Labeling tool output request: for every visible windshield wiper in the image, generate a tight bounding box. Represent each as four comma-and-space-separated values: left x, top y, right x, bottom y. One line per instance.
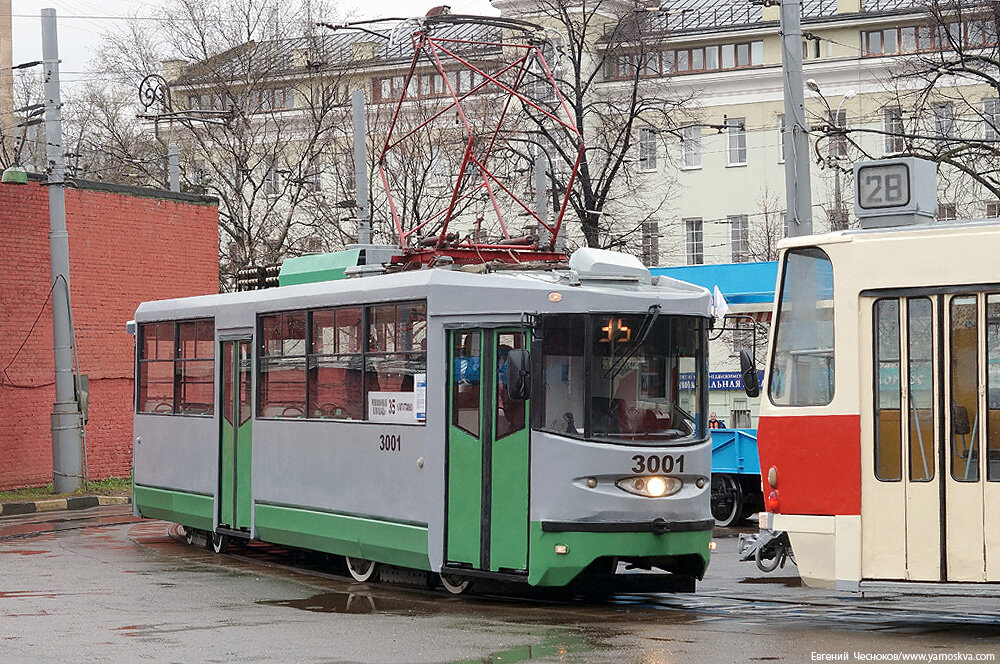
604, 304, 661, 379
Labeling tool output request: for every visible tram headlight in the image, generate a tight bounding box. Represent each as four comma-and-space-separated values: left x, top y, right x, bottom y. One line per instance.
615, 475, 682, 498
646, 476, 668, 497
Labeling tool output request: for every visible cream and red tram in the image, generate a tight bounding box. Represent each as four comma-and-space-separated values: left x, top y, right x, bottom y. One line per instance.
758, 206, 1000, 591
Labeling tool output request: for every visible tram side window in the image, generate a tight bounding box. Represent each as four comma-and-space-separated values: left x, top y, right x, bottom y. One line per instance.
988, 295, 1000, 482
768, 248, 835, 406
367, 302, 427, 423
874, 299, 902, 481
309, 307, 364, 420
259, 312, 307, 418
950, 296, 979, 482
908, 298, 935, 482
137, 319, 215, 416
176, 320, 215, 415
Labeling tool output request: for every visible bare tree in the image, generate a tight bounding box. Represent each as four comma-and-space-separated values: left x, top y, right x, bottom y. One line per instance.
516, 0, 694, 249
866, 0, 1000, 200
88, 0, 356, 287
746, 185, 785, 262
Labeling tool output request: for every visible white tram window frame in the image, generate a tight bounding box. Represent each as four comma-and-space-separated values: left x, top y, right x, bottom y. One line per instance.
873, 298, 902, 482
256, 300, 427, 425
987, 294, 1000, 482
136, 318, 216, 417
767, 247, 836, 407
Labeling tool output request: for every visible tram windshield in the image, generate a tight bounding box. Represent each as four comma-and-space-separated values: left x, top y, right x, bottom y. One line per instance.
539, 314, 706, 443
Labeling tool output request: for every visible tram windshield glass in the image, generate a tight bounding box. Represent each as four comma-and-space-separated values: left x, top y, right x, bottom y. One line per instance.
769, 247, 835, 406
539, 314, 706, 443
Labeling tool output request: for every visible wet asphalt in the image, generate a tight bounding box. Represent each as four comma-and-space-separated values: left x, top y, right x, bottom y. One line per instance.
0, 506, 997, 664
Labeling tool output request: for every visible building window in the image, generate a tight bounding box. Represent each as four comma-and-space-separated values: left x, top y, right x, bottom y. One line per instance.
305, 153, 322, 190
684, 217, 703, 265
987, 202, 1000, 218
933, 103, 955, 138
938, 203, 957, 221
777, 114, 785, 163
731, 326, 755, 357
641, 219, 660, 267
863, 22, 997, 58
726, 117, 747, 165
264, 158, 280, 195
984, 99, 999, 141
607, 40, 762, 80
729, 214, 749, 263
883, 107, 905, 155
137, 319, 215, 416
682, 126, 701, 168
638, 127, 657, 171
829, 109, 847, 158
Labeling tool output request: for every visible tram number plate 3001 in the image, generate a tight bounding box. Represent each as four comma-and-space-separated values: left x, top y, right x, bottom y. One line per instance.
379, 434, 402, 452
631, 454, 684, 474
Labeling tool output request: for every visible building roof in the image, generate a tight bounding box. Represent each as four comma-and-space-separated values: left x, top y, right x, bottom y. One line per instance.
639, 0, 923, 34
651, 261, 778, 305
172, 21, 501, 86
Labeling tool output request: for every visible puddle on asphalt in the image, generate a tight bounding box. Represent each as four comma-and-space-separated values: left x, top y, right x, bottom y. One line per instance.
738, 576, 802, 588
446, 630, 600, 664
257, 590, 437, 616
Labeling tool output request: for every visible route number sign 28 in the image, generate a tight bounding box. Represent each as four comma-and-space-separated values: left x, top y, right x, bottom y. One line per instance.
857, 163, 911, 209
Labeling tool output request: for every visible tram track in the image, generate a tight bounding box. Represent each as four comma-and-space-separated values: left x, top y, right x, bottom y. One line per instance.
154, 523, 1000, 632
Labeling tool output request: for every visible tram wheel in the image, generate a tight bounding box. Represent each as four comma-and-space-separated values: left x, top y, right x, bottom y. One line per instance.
711, 474, 744, 528
183, 527, 194, 546
211, 532, 230, 555
345, 557, 380, 583
438, 573, 471, 595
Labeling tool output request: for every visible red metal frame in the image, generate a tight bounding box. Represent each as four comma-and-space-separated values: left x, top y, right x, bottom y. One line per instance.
377, 23, 584, 265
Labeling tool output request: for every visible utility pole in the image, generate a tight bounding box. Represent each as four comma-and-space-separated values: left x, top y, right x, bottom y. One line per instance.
42, 8, 84, 493
351, 90, 371, 244
780, 0, 812, 237
168, 143, 179, 192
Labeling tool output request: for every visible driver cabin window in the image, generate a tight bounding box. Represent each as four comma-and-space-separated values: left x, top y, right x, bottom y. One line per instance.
769, 247, 835, 406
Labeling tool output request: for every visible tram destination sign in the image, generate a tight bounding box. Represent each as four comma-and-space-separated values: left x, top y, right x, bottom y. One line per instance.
853, 157, 937, 228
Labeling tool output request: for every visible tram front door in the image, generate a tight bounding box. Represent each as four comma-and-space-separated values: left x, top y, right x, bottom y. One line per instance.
219, 338, 253, 531
863, 293, 1000, 583
446, 328, 530, 574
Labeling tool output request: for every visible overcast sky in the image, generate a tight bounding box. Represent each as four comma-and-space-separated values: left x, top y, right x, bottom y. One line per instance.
11, 0, 498, 87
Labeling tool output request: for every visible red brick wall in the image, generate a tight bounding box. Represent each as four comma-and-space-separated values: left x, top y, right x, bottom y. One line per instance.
0, 181, 218, 490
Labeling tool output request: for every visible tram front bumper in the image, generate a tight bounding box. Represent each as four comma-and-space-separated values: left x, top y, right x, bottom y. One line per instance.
527, 519, 713, 587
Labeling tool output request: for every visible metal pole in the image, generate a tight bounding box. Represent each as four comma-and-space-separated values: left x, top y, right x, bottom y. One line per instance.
168, 143, 179, 192
780, 0, 812, 237
351, 90, 371, 244
833, 167, 842, 230
42, 8, 83, 493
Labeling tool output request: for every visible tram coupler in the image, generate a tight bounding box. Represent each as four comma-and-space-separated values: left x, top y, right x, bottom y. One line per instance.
738, 529, 793, 573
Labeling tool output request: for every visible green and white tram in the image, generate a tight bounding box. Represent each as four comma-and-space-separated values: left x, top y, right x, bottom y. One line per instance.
131, 248, 715, 591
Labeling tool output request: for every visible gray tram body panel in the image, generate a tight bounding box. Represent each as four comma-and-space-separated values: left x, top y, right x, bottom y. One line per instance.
133, 268, 712, 572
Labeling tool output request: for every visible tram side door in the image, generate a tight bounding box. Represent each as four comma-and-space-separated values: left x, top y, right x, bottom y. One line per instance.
943, 293, 996, 583
219, 338, 253, 531
863, 296, 942, 581
863, 293, 998, 583
446, 328, 530, 573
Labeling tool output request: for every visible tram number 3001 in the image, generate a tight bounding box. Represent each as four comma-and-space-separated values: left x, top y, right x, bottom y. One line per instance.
379, 434, 401, 452
631, 454, 684, 474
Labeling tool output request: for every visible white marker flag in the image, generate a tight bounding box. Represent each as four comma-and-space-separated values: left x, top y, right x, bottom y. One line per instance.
713, 285, 729, 322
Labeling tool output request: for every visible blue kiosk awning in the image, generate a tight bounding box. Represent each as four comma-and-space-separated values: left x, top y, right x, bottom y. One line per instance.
651, 261, 778, 307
